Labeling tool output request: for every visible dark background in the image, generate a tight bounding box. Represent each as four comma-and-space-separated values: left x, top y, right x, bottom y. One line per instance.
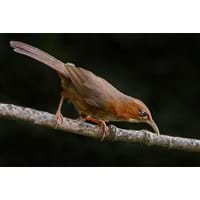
0, 34, 200, 166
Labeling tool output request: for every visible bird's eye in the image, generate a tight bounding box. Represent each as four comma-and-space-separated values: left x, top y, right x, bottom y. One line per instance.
139, 110, 147, 117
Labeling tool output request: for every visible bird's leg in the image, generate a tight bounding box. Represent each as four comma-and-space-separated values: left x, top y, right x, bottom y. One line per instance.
82, 115, 108, 141
55, 91, 65, 126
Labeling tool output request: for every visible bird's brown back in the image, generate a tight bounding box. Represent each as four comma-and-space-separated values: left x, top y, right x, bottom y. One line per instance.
60, 64, 129, 120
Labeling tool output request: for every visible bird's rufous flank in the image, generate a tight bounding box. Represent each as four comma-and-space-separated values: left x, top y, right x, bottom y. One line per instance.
10, 41, 160, 140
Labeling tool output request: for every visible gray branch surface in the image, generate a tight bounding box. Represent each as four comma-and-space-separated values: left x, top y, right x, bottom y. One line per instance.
0, 103, 200, 152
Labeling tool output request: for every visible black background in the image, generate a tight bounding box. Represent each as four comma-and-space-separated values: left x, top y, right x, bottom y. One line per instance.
0, 34, 200, 166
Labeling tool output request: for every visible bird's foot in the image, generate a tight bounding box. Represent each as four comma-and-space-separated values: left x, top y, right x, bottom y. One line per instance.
80, 114, 109, 141
55, 112, 64, 128
99, 121, 109, 141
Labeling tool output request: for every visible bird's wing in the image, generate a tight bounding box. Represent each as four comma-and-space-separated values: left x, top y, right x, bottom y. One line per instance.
65, 65, 122, 108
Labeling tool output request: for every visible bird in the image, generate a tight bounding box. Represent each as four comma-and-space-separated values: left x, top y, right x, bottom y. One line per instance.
10, 41, 160, 140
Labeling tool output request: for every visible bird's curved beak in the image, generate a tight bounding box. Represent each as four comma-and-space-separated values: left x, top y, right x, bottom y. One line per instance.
146, 120, 160, 135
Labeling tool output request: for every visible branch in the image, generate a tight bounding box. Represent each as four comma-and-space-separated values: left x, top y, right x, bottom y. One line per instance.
0, 103, 199, 152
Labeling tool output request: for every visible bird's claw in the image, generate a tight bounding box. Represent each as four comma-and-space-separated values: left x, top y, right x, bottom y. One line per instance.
79, 114, 109, 141
99, 122, 109, 141
55, 112, 64, 128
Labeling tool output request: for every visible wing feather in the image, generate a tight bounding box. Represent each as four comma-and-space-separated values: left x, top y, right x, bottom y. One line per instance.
65, 66, 123, 109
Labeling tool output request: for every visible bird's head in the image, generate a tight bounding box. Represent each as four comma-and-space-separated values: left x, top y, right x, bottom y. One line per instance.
126, 98, 160, 135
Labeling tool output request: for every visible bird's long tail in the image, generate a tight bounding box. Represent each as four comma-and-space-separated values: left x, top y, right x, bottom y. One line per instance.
10, 41, 67, 77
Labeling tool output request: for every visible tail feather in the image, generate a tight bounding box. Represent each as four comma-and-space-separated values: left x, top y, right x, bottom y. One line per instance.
10, 41, 67, 77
